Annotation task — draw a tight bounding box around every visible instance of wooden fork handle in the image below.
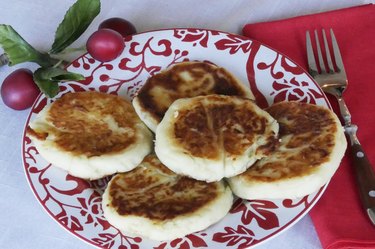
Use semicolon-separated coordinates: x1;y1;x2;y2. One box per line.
346;126;375;226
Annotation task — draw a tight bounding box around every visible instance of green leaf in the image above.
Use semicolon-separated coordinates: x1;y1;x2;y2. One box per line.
33;72;60;98
50;0;100;54
33;67;85;98
0;25;55;67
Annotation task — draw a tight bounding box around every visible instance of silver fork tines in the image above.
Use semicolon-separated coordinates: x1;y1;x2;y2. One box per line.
314;29;326;73
306;29;351;124
321;29;334;73
305;31;317;76
306;29;375;226
306;29;347;76
329;29;346;75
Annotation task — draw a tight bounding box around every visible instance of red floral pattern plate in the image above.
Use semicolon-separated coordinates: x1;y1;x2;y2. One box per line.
23;29;329;249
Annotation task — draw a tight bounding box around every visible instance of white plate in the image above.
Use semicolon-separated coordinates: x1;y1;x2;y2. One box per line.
22;28;329;249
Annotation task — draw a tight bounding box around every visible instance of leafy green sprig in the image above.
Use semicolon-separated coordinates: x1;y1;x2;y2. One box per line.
0;0;101;98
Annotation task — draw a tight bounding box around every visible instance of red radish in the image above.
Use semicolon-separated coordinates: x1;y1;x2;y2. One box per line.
1;68;40;110
98;17;136;37
86;28;125;62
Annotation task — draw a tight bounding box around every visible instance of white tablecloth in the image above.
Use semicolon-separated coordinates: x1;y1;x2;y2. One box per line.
0;0;371;248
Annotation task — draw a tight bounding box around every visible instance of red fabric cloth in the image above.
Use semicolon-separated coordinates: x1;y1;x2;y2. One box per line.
242;4;375;249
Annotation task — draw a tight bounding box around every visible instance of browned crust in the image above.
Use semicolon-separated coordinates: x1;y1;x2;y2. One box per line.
27;91;141;157
136;62;251;123
241;101;338;182
173;95;277;160
107;155;221;221
26;126;48;141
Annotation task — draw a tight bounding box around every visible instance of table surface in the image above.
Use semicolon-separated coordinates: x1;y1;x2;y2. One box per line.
0;0;372;248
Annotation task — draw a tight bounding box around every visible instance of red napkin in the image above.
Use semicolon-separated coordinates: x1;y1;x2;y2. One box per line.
242;4;375;249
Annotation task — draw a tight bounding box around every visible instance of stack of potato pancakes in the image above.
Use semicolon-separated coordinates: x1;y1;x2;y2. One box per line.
27;61;346;241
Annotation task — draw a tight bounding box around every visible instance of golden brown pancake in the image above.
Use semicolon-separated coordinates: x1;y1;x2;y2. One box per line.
228;101;347;199
132;61;254;131
102;154;233;240
155;94;279;182
27;91;153;180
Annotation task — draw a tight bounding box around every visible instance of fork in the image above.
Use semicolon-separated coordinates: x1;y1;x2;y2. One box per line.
306;29;375;226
